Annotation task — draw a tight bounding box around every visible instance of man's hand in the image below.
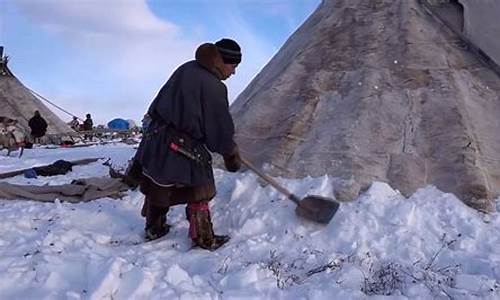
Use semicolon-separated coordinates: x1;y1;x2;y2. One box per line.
223;145;241;172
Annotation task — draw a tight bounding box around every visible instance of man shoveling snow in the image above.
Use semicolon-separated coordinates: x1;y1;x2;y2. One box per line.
132;38;242;250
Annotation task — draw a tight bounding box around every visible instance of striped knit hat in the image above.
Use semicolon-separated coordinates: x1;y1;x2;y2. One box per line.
215;38;242;64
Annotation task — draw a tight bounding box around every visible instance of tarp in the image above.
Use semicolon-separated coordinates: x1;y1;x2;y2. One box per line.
107;118;129;131
0;177;128;203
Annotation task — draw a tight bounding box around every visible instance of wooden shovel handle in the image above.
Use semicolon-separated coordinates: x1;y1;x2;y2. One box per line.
240;157;300;205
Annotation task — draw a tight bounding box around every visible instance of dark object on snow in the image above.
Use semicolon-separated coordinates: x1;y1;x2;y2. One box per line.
0;157;102;179
241;157;339;224
294;195;340;224
23;169;37;179
33;159;73;176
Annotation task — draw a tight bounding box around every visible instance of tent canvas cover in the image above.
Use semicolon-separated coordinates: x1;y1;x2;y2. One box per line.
231;0;500;211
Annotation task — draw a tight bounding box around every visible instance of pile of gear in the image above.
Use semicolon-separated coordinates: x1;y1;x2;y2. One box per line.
0;116;27;157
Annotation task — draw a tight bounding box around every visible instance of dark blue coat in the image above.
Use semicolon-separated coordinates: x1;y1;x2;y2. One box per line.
137;44;236;188
28;115;48;138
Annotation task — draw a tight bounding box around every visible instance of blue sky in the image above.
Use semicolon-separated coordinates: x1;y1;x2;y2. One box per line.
0;0;319;125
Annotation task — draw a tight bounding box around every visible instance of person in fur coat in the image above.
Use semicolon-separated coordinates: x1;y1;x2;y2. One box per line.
135;38;242;250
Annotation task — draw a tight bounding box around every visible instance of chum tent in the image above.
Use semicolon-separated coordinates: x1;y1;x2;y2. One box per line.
231;0;500;211
0;47;72;135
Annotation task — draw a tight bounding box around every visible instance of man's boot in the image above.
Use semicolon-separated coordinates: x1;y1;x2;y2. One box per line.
145;214;170;241
187;202;229;250
143;198;170;241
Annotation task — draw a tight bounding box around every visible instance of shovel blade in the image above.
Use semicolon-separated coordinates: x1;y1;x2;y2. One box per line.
295;195;340;224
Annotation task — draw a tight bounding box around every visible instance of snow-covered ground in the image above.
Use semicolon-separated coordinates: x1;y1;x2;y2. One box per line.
0;144;499;299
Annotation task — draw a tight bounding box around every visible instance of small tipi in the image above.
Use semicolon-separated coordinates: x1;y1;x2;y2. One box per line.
0;46;71;135
231;0;500;211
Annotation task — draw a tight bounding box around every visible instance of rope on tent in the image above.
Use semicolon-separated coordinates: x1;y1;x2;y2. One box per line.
27;87;84;121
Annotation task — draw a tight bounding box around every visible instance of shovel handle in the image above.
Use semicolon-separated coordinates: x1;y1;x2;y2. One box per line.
240;157;300;205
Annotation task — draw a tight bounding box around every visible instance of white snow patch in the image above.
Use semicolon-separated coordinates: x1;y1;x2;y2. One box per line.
0;144;499;299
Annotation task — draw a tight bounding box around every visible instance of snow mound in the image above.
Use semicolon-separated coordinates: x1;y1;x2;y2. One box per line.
0;144;499;299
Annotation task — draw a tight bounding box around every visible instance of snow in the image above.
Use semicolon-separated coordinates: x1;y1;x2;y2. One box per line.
0;144;499;299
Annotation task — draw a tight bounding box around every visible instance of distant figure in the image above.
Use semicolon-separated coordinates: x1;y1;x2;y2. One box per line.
83;113;93;141
69;116;80;131
28;110;48;143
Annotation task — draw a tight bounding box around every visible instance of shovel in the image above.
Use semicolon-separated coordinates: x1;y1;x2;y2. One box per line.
240;157;340;224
